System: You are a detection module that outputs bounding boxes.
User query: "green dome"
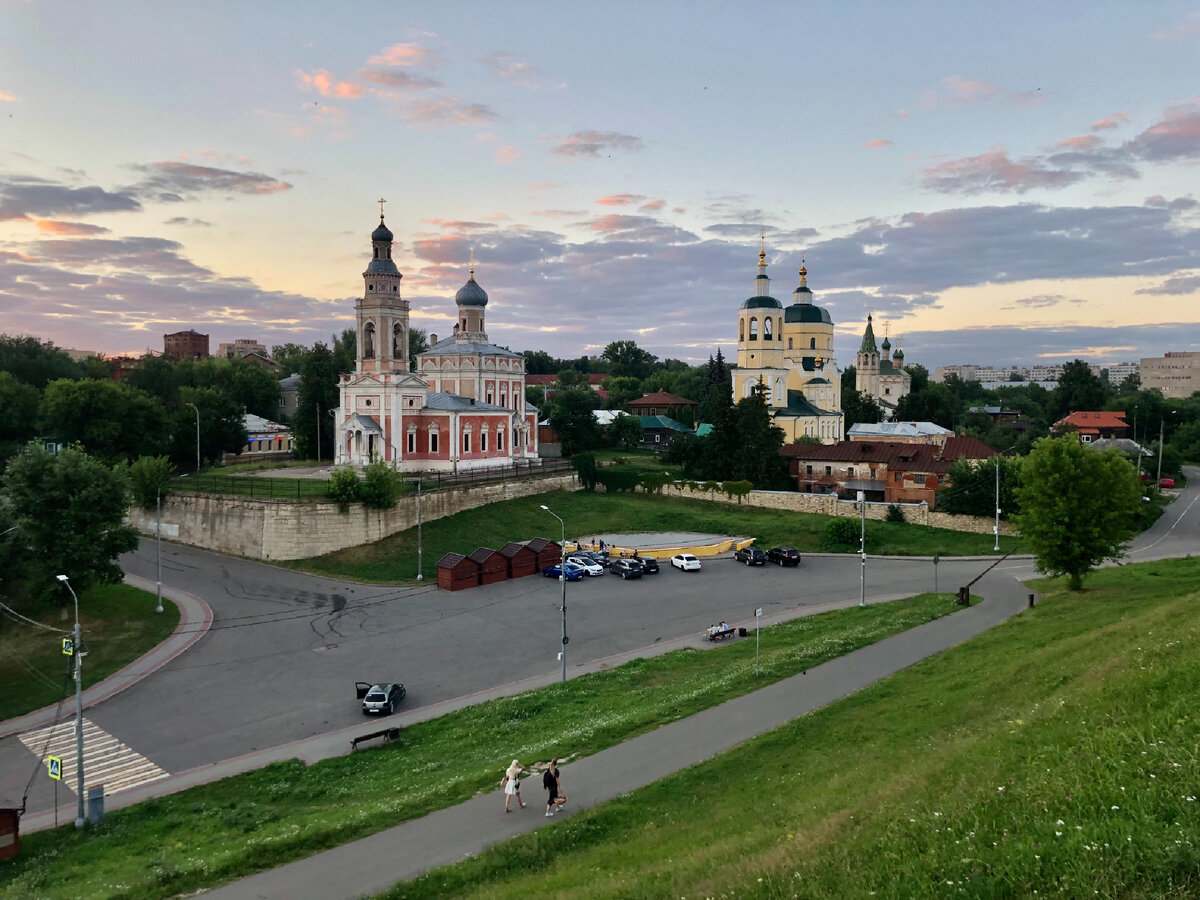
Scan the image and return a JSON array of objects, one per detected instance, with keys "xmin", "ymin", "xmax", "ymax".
[
  {"xmin": 740, "ymin": 295, "xmax": 783, "ymax": 310},
  {"xmin": 784, "ymin": 304, "xmax": 832, "ymax": 324}
]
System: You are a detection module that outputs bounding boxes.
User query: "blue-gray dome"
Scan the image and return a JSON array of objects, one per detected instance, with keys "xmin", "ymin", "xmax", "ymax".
[
  {"xmin": 740, "ymin": 295, "xmax": 783, "ymax": 310},
  {"xmin": 366, "ymin": 258, "xmax": 399, "ymax": 275},
  {"xmin": 784, "ymin": 304, "xmax": 833, "ymax": 324},
  {"xmin": 455, "ymin": 275, "xmax": 489, "ymax": 307},
  {"xmin": 371, "ymin": 217, "xmax": 393, "ymax": 242}
]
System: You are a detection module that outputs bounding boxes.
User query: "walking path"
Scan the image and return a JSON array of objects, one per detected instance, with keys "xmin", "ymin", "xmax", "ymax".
[{"xmin": 200, "ymin": 571, "xmax": 1036, "ymax": 900}]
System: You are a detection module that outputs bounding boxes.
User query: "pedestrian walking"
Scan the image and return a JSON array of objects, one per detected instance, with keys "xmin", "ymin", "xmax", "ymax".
[
  {"xmin": 503, "ymin": 759, "xmax": 527, "ymax": 812},
  {"xmin": 543, "ymin": 759, "xmax": 561, "ymax": 816}
]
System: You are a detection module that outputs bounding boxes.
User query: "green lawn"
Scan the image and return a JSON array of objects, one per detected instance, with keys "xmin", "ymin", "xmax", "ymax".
[
  {"xmin": 0, "ymin": 592, "xmax": 960, "ymax": 900},
  {"xmin": 284, "ymin": 489, "xmax": 1021, "ymax": 582},
  {"xmin": 0, "ymin": 584, "xmax": 179, "ymax": 722},
  {"xmin": 385, "ymin": 557, "xmax": 1200, "ymax": 900}
]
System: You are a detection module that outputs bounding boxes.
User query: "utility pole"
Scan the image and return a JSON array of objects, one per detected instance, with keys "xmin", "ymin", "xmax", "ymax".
[
  {"xmin": 56, "ymin": 575, "xmax": 85, "ymax": 829},
  {"xmin": 416, "ymin": 479, "xmax": 424, "ymax": 581},
  {"xmin": 315, "ymin": 402, "xmax": 321, "ymax": 462},
  {"xmin": 858, "ymin": 491, "xmax": 866, "ymax": 607},
  {"xmin": 1155, "ymin": 418, "xmax": 1164, "ymax": 492}
]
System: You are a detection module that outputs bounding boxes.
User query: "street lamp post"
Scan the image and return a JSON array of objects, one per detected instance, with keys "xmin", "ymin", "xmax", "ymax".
[
  {"xmin": 540, "ymin": 504, "xmax": 567, "ymax": 683},
  {"xmin": 858, "ymin": 490, "xmax": 866, "ymax": 607},
  {"xmin": 56, "ymin": 574, "xmax": 85, "ymax": 829},
  {"xmin": 184, "ymin": 402, "xmax": 200, "ymax": 472},
  {"xmin": 994, "ymin": 455, "xmax": 1002, "ymax": 552},
  {"xmin": 155, "ymin": 486, "xmax": 164, "ymax": 614},
  {"xmin": 416, "ymin": 479, "xmax": 424, "ymax": 581}
]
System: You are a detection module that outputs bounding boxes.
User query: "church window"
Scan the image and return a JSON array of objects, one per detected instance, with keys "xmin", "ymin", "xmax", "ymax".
[
  {"xmin": 407, "ymin": 430, "xmax": 416, "ymax": 453},
  {"xmin": 392, "ymin": 285, "xmax": 397, "ymax": 292},
  {"xmin": 739, "ymin": 320, "xmax": 745, "ymax": 342},
  {"xmin": 496, "ymin": 427, "xmax": 503, "ymax": 451},
  {"xmin": 373, "ymin": 247, "xmax": 379, "ymax": 259},
  {"xmin": 810, "ymin": 337, "xmax": 816, "ymax": 349},
  {"xmin": 363, "ymin": 322, "xmax": 376, "ymax": 358},
  {"xmin": 463, "ymin": 429, "xmax": 471, "ymax": 453},
  {"xmin": 763, "ymin": 318, "xmax": 772, "ymax": 341},
  {"xmin": 788, "ymin": 338, "xmax": 793, "ymax": 349},
  {"xmin": 773, "ymin": 377, "xmax": 783, "ymax": 405},
  {"xmin": 430, "ymin": 431, "xmax": 439, "ymax": 453},
  {"xmin": 481, "ymin": 431, "xmax": 488, "ymax": 452},
  {"xmin": 749, "ymin": 318, "xmax": 758, "ymax": 340},
  {"xmin": 500, "ymin": 392, "xmax": 506, "ymax": 407},
  {"xmin": 393, "ymin": 324, "xmax": 404, "ymax": 359},
  {"xmin": 408, "ymin": 398, "xmax": 415, "ymax": 407},
  {"xmin": 368, "ymin": 284, "xmax": 374, "ymax": 291},
  {"xmin": 486, "ymin": 390, "xmax": 493, "ymax": 405}
]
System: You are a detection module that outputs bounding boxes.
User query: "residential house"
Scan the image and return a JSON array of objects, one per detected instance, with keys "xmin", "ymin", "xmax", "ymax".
[{"xmin": 1052, "ymin": 411, "xmax": 1128, "ymax": 442}]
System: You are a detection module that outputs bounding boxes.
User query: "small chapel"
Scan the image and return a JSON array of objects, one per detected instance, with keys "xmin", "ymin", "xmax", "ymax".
[
  {"xmin": 730, "ymin": 240, "xmax": 844, "ymax": 443},
  {"xmin": 334, "ymin": 208, "xmax": 539, "ymax": 470},
  {"xmin": 854, "ymin": 315, "xmax": 912, "ymax": 417}
]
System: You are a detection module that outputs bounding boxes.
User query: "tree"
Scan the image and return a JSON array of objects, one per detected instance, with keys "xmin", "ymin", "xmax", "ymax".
[
  {"xmin": 123, "ymin": 353, "xmax": 180, "ymax": 409},
  {"xmin": 522, "ymin": 350, "xmax": 559, "ymax": 375},
  {"xmin": 610, "ymin": 413, "xmax": 644, "ymax": 450},
  {"xmin": 3, "ymin": 443, "xmax": 139, "ymax": 593},
  {"xmin": 547, "ymin": 388, "xmax": 602, "ymax": 456},
  {"xmin": 601, "ymin": 375, "xmax": 643, "ymax": 410},
  {"xmin": 701, "ymin": 382, "xmax": 738, "ymax": 479},
  {"xmin": 332, "ymin": 328, "xmax": 357, "ymax": 378},
  {"xmin": 171, "ymin": 386, "xmax": 247, "ymax": 469},
  {"xmin": 0, "ymin": 334, "xmax": 82, "ymax": 388},
  {"xmin": 893, "ymin": 381, "xmax": 960, "ymax": 429},
  {"xmin": 408, "ymin": 327, "xmax": 430, "ymax": 370},
  {"xmin": 729, "ymin": 386, "xmax": 788, "ymax": 488},
  {"xmin": 227, "ymin": 359, "xmax": 282, "ymax": 419},
  {"xmin": 271, "ymin": 342, "xmax": 309, "ymax": 378},
  {"xmin": 1052, "ymin": 359, "xmax": 1113, "ymax": 420},
  {"xmin": 0, "ymin": 371, "xmax": 40, "ymax": 466},
  {"xmin": 1015, "ymin": 436, "xmax": 1141, "ymax": 590},
  {"xmin": 840, "ymin": 365, "xmax": 856, "ymax": 396},
  {"xmin": 842, "ymin": 389, "xmax": 883, "ymax": 431},
  {"xmin": 127, "ymin": 455, "xmax": 176, "ymax": 509},
  {"xmin": 905, "ymin": 363, "xmax": 929, "ymax": 394},
  {"xmin": 292, "ymin": 344, "xmax": 338, "ymax": 460},
  {"xmin": 938, "ymin": 456, "xmax": 1022, "ymax": 518},
  {"xmin": 41, "ymin": 378, "xmax": 169, "ymax": 462},
  {"xmin": 601, "ymin": 340, "xmax": 659, "ymax": 380}
]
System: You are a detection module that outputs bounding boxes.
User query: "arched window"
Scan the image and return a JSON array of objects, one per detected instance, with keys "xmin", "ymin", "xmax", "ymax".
[
  {"xmin": 773, "ymin": 377, "xmax": 784, "ymax": 405},
  {"xmin": 430, "ymin": 428, "xmax": 439, "ymax": 454},
  {"xmin": 743, "ymin": 379, "xmax": 754, "ymax": 398},
  {"xmin": 739, "ymin": 319, "xmax": 745, "ymax": 342},
  {"xmin": 363, "ymin": 322, "xmax": 375, "ymax": 358},
  {"xmin": 788, "ymin": 338, "xmax": 793, "ymax": 349},
  {"xmin": 810, "ymin": 337, "xmax": 816, "ymax": 349},
  {"xmin": 393, "ymin": 324, "xmax": 404, "ymax": 360},
  {"xmin": 496, "ymin": 425, "xmax": 504, "ymax": 451},
  {"xmin": 373, "ymin": 247, "xmax": 379, "ymax": 259},
  {"xmin": 763, "ymin": 318, "xmax": 772, "ymax": 341},
  {"xmin": 749, "ymin": 318, "xmax": 758, "ymax": 340}
]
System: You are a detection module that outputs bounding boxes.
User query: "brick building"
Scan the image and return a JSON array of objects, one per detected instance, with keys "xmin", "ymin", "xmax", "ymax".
[{"xmin": 164, "ymin": 329, "xmax": 209, "ymax": 361}]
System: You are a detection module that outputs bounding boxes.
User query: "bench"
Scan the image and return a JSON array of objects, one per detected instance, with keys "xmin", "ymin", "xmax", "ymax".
[
  {"xmin": 351, "ymin": 726, "xmax": 401, "ymax": 750},
  {"xmin": 705, "ymin": 627, "xmax": 737, "ymax": 642}
]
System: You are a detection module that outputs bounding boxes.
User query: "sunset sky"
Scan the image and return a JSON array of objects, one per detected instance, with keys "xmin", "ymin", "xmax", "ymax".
[{"xmin": 2, "ymin": 1, "xmax": 1199, "ymax": 371}]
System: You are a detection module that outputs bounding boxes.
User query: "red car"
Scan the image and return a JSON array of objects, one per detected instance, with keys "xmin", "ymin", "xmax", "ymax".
[{"xmin": 1160, "ymin": 478, "xmax": 1176, "ymax": 489}]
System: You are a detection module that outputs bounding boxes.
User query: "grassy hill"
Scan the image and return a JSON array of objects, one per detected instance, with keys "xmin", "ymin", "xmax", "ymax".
[{"xmin": 387, "ymin": 557, "xmax": 1200, "ymax": 899}]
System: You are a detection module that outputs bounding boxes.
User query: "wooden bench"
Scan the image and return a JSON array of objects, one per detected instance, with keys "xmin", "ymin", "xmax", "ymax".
[
  {"xmin": 705, "ymin": 627, "xmax": 737, "ymax": 642},
  {"xmin": 351, "ymin": 726, "xmax": 401, "ymax": 750}
]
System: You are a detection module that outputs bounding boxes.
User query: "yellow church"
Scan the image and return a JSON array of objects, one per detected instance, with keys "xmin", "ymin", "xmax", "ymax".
[{"xmin": 731, "ymin": 241, "xmax": 844, "ymax": 443}]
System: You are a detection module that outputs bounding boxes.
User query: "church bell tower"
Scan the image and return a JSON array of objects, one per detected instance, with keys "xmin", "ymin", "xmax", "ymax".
[{"xmin": 357, "ymin": 199, "xmax": 409, "ymax": 375}]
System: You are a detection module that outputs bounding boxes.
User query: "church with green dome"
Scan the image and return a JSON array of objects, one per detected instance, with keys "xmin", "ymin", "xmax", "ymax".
[
  {"xmin": 855, "ymin": 315, "xmax": 912, "ymax": 416},
  {"xmin": 731, "ymin": 239, "xmax": 844, "ymax": 443}
]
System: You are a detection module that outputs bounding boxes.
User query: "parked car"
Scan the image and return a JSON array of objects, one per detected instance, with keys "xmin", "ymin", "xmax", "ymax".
[
  {"xmin": 611, "ymin": 558, "xmax": 644, "ymax": 579},
  {"xmin": 574, "ymin": 549, "xmax": 610, "ymax": 568},
  {"xmin": 766, "ymin": 546, "xmax": 802, "ymax": 567},
  {"xmin": 543, "ymin": 562, "xmax": 587, "ymax": 581},
  {"xmin": 358, "ymin": 681, "xmax": 406, "ymax": 716},
  {"xmin": 671, "ymin": 553, "xmax": 702, "ymax": 571},
  {"xmin": 566, "ymin": 555, "xmax": 605, "ymax": 576},
  {"xmin": 733, "ymin": 546, "xmax": 767, "ymax": 566},
  {"xmin": 638, "ymin": 556, "xmax": 660, "ymax": 574},
  {"xmin": 1160, "ymin": 478, "xmax": 1176, "ymax": 489}
]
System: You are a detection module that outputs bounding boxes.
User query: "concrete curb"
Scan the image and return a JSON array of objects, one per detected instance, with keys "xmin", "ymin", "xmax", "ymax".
[{"xmin": 0, "ymin": 576, "xmax": 213, "ymax": 741}]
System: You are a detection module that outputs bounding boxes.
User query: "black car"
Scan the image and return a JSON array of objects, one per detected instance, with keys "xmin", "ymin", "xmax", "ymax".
[
  {"xmin": 611, "ymin": 558, "xmax": 644, "ymax": 579},
  {"xmin": 637, "ymin": 556, "xmax": 660, "ymax": 574},
  {"xmin": 575, "ymin": 550, "xmax": 610, "ymax": 568},
  {"xmin": 733, "ymin": 546, "xmax": 767, "ymax": 566},
  {"xmin": 766, "ymin": 546, "xmax": 802, "ymax": 567}
]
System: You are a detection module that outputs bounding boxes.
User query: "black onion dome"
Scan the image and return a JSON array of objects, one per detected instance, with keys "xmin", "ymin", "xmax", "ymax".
[
  {"xmin": 784, "ymin": 304, "xmax": 833, "ymax": 324},
  {"xmin": 371, "ymin": 217, "xmax": 393, "ymax": 242},
  {"xmin": 455, "ymin": 275, "xmax": 489, "ymax": 307}
]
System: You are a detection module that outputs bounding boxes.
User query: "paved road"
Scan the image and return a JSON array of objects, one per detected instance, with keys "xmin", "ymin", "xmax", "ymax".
[{"xmin": 4, "ymin": 467, "xmax": 1196, "ymax": 827}]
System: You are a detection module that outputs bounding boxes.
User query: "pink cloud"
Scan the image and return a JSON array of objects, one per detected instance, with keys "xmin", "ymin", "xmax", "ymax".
[
  {"xmin": 1124, "ymin": 99, "xmax": 1200, "ymax": 161},
  {"xmin": 1091, "ymin": 112, "xmax": 1129, "ymax": 131},
  {"xmin": 1151, "ymin": 10, "xmax": 1200, "ymax": 39},
  {"xmin": 552, "ymin": 131, "xmax": 644, "ymax": 158},
  {"xmin": 0, "ymin": 91, "xmax": 16, "ymax": 103},
  {"xmin": 863, "ymin": 139, "xmax": 894, "ymax": 149},
  {"xmin": 358, "ymin": 68, "xmax": 441, "ymax": 90},
  {"xmin": 922, "ymin": 147, "xmax": 1081, "ymax": 194},
  {"xmin": 1053, "ymin": 134, "xmax": 1101, "ymax": 150},
  {"xmin": 405, "ymin": 98, "xmax": 499, "ymax": 127},
  {"xmin": 35, "ymin": 220, "xmax": 111, "ymax": 236},
  {"xmin": 296, "ymin": 69, "xmax": 364, "ymax": 99},
  {"xmin": 640, "ymin": 199, "xmax": 666, "ymax": 211},
  {"xmin": 495, "ymin": 145, "xmax": 521, "ymax": 164},
  {"xmin": 368, "ymin": 43, "xmax": 439, "ymax": 67},
  {"xmin": 596, "ymin": 193, "xmax": 645, "ymax": 206},
  {"xmin": 920, "ymin": 75, "xmax": 1005, "ymax": 109}
]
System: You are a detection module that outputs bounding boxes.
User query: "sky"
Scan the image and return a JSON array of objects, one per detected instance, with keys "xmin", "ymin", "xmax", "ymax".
[{"xmin": 2, "ymin": 1, "xmax": 1199, "ymax": 372}]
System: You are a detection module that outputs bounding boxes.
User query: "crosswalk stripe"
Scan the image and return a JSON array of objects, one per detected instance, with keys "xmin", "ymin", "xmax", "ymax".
[{"xmin": 19, "ymin": 717, "xmax": 169, "ymax": 796}]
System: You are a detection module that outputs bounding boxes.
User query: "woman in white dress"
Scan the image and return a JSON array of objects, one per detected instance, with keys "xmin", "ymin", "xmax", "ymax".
[{"xmin": 503, "ymin": 759, "xmax": 527, "ymax": 812}]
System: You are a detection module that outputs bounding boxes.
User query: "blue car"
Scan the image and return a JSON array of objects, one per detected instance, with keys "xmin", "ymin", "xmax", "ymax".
[{"xmin": 543, "ymin": 562, "xmax": 587, "ymax": 582}]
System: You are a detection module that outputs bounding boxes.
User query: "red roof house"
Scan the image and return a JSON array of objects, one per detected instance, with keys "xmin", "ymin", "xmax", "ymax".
[
  {"xmin": 1053, "ymin": 411, "xmax": 1128, "ymax": 442},
  {"xmin": 627, "ymin": 390, "xmax": 697, "ymax": 416}
]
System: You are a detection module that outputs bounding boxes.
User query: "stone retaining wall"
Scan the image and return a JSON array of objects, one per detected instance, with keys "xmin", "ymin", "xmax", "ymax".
[
  {"xmin": 658, "ymin": 484, "xmax": 1015, "ymax": 536},
  {"xmin": 130, "ymin": 472, "xmax": 579, "ymax": 561}
]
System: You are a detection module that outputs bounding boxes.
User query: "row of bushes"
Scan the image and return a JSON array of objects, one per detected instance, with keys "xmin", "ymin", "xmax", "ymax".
[{"xmin": 328, "ymin": 460, "xmax": 403, "ymax": 510}]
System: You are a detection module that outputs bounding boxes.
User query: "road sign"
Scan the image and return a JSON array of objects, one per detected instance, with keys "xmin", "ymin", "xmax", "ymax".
[
  {"xmin": 61, "ymin": 637, "xmax": 73, "ymax": 656},
  {"xmin": 754, "ymin": 607, "xmax": 762, "ymax": 617},
  {"xmin": 47, "ymin": 756, "xmax": 62, "ymax": 780}
]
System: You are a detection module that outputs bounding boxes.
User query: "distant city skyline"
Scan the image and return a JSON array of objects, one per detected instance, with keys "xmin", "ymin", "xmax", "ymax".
[{"xmin": 2, "ymin": 2, "xmax": 1198, "ymax": 370}]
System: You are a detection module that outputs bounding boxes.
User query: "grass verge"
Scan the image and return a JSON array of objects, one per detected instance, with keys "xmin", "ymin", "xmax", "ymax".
[
  {"xmin": 0, "ymin": 592, "xmax": 960, "ymax": 900},
  {"xmin": 0, "ymin": 583, "xmax": 179, "ymax": 723},
  {"xmin": 283, "ymin": 489, "xmax": 1020, "ymax": 583},
  {"xmin": 385, "ymin": 557, "xmax": 1200, "ymax": 900}
]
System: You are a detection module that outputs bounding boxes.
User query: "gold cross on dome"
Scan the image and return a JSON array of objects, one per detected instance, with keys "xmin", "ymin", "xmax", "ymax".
[{"xmin": 378, "ymin": 197, "xmax": 386, "ymax": 217}]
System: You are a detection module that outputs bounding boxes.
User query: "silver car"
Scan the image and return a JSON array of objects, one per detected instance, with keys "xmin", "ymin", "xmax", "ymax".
[{"xmin": 360, "ymin": 682, "xmax": 406, "ymax": 715}]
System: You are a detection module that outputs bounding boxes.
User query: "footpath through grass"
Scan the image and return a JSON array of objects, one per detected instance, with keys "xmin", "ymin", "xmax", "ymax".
[
  {"xmin": 387, "ymin": 557, "xmax": 1200, "ymax": 900},
  {"xmin": 0, "ymin": 583, "xmax": 178, "ymax": 723},
  {"xmin": 0, "ymin": 592, "xmax": 958, "ymax": 900},
  {"xmin": 286, "ymin": 489, "xmax": 1019, "ymax": 583}
]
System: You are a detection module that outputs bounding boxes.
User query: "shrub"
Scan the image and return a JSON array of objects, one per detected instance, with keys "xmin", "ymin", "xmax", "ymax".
[
  {"xmin": 722, "ymin": 480, "xmax": 753, "ymax": 503},
  {"xmin": 127, "ymin": 455, "xmax": 175, "ymax": 509},
  {"xmin": 638, "ymin": 470, "xmax": 671, "ymax": 494},
  {"xmin": 823, "ymin": 517, "xmax": 861, "ymax": 550},
  {"xmin": 572, "ymin": 452, "xmax": 598, "ymax": 491},
  {"xmin": 886, "ymin": 503, "xmax": 906, "ymax": 524},
  {"xmin": 597, "ymin": 467, "xmax": 641, "ymax": 493},
  {"xmin": 360, "ymin": 460, "xmax": 401, "ymax": 509},
  {"xmin": 327, "ymin": 467, "xmax": 361, "ymax": 510}
]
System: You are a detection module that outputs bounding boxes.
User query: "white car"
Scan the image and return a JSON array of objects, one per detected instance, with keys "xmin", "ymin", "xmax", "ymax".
[
  {"xmin": 671, "ymin": 553, "xmax": 702, "ymax": 572},
  {"xmin": 566, "ymin": 555, "xmax": 605, "ymax": 576}
]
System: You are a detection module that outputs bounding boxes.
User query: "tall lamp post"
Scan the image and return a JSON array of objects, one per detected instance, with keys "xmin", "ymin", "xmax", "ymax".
[
  {"xmin": 184, "ymin": 402, "xmax": 200, "ymax": 472},
  {"xmin": 56, "ymin": 574, "xmax": 85, "ymax": 829},
  {"xmin": 857, "ymin": 491, "xmax": 866, "ymax": 607},
  {"xmin": 994, "ymin": 444, "xmax": 1019, "ymax": 552},
  {"xmin": 540, "ymin": 504, "xmax": 568, "ymax": 683}
]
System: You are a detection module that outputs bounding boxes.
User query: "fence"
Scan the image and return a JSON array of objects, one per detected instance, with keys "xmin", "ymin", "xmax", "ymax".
[{"xmin": 172, "ymin": 457, "xmax": 574, "ymax": 502}]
